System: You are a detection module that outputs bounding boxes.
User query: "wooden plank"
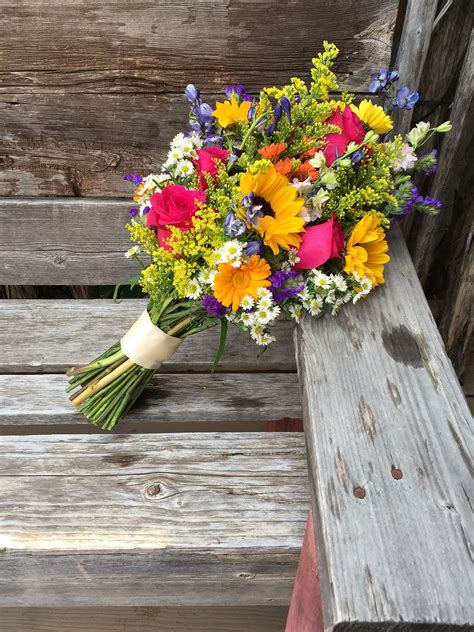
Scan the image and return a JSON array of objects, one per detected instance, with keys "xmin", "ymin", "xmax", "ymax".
[
  {"xmin": 0, "ymin": 606, "xmax": 289, "ymax": 632},
  {"xmin": 0, "ymin": 0, "xmax": 398, "ymax": 197},
  {"xmin": 0, "ymin": 198, "xmax": 134, "ymax": 284},
  {"xmin": 0, "ymin": 373, "xmax": 301, "ymax": 429},
  {"xmin": 393, "ymin": 0, "xmax": 437, "ymax": 135},
  {"xmin": 285, "ymin": 511, "xmax": 323, "ymax": 632},
  {"xmin": 295, "ymin": 228, "xmax": 473, "ymax": 629},
  {"xmin": 0, "ymin": 300, "xmax": 296, "ymax": 373},
  {"xmin": 0, "ymin": 432, "xmax": 307, "ymax": 606}
]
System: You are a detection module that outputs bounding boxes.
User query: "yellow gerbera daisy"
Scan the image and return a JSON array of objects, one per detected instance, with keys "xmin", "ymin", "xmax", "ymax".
[
  {"xmin": 344, "ymin": 215, "xmax": 390, "ymax": 286},
  {"xmin": 214, "ymin": 255, "xmax": 271, "ymax": 311},
  {"xmin": 239, "ymin": 165, "xmax": 305, "ymax": 255},
  {"xmin": 350, "ymin": 99, "xmax": 393, "ymax": 134},
  {"xmin": 213, "ymin": 97, "xmax": 252, "ymax": 128}
]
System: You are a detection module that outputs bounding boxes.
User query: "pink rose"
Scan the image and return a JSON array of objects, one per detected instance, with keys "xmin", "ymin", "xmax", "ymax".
[
  {"xmin": 147, "ymin": 184, "xmax": 206, "ymax": 250},
  {"xmin": 194, "ymin": 147, "xmax": 229, "ymax": 190},
  {"xmin": 323, "ymin": 106, "xmax": 365, "ymax": 166},
  {"xmin": 294, "ymin": 215, "xmax": 344, "ymax": 271}
]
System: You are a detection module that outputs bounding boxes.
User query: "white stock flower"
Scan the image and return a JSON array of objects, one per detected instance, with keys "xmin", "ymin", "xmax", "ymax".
[
  {"xmin": 309, "ymin": 151, "xmax": 326, "ymax": 169},
  {"xmin": 406, "ymin": 121, "xmax": 430, "ymax": 147}
]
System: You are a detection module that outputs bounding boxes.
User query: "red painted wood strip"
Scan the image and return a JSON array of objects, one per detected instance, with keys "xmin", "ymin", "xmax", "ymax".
[
  {"xmin": 265, "ymin": 418, "xmax": 304, "ymax": 432},
  {"xmin": 285, "ymin": 511, "xmax": 324, "ymax": 632}
]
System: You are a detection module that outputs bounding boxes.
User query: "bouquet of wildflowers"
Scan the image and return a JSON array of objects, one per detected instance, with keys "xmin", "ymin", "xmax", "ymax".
[{"xmin": 67, "ymin": 43, "xmax": 451, "ymax": 430}]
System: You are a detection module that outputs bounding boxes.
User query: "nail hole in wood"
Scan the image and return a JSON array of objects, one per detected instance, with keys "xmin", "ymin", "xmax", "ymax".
[
  {"xmin": 391, "ymin": 465, "xmax": 403, "ymax": 480},
  {"xmin": 353, "ymin": 486, "xmax": 366, "ymax": 499}
]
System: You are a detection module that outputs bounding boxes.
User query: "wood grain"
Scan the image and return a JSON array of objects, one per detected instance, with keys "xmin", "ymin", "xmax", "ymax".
[
  {"xmin": 295, "ymin": 228, "xmax": 473, "ymax": 629},
  {"xmin": 0, "ymin": 432, "xmax": 308, "ymax": 607},
  {"xmin": 0, "ymin": 373, "xmax": 301, "ymax": 429},
  {"xmin": 0, "ymin": 0, "xmax": 398, "ymax": 197},
  {"xmin": 0, "ymin": 299, "xmax": 296, "ymax": 373},
  {"xmin": 392, "ymin": 0, "xmax": 437, "ymax": 135},
  {"xmin": 0, "ymin": 606, "xmax": 289, "ymax": 632}
]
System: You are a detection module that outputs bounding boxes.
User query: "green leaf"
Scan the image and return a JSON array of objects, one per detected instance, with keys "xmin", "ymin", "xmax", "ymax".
[{"xmin": 211, "ymin": 318, "xmax": 228, "ymax": 374}]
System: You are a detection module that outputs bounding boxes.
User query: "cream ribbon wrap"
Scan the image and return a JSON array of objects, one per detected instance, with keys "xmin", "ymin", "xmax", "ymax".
[{"xmin": 120, "ymin": 309, "xmax": 183, "ymax": 370}]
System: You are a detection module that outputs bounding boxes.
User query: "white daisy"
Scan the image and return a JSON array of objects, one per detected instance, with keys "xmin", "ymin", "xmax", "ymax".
[
  {"xmin": 250, "ymin": 323, "xmax": 265, "ymax": 340},
  {"xmin": 331, "ymin": 274, "xmax": 348, "ymax": 292},
  {"xmin": 217, "ymin": 240, "xmax": 244, "ymax": 267},
  {"xmin": 124, "ymin": 245, "xmax": 140, "ymax": 259},
  {"xmin": 166, "ymin": 147, "xmax": 184, "ymax": 165},
  {"xmin": 170, "ymin": 132, "xmax": 186, "ymax": 147},
  {"xmin": 198, "ymin": 268, "xmax": 216, "ymax": 286},
  {"xmin": 184, "ymin": 278, "xmax": 202, "ymax": 300},
  {"xmin": 254, "ymin": 307, "xmax": 274, "ymax": 325},
  {"xmin": 312, "ymin": 271, "xmax": 331, "ymax": 290},
  {"xmin": 175, "ymin": 160, "xmax": 194, "ymax": 177},
  {"xmin": 256, "ymin": 332, "xmax": 276, "ymax": 346},
  {"xmin": 298, "ymin": 287, "xmax": 310, "ymax": 302},
  {"xmin": 240, "ymin": 295, "xmax": 255, "ymax": 311},
  {"xmin": 308, "ymin": 297, "xmax": 323, "ymax": 316},
  {"xmin": 288, "ymin": 304, "xmax": 302, "ymax": 323},
  {"xmin": 189, "ymin": 131, "xmax": 203, "ymax": 149},
  {"xmin": 325, "ymin": 290, "xmax": 336, "ymax": 304},
  {"xmin": 268, "ymin": 305, "xmax": 281, "ymax": 320},
  {"xmin": 240, "ymin": 311, "xmax": 255, "ymax": 327},
  {"xmin": 256, "ymin": 287, "xmax": 272, "ymax": 300},
  {"xmin": 257, "ymin": 294, "xmax": 273, "ymax": 309}
]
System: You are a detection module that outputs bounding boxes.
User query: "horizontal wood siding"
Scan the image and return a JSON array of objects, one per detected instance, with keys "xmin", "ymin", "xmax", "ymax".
[{"xmin": 0, "ymin": 0, "xmax": 398, "ymax": 197}]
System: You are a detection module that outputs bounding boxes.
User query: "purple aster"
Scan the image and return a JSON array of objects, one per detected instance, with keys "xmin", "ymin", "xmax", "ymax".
[
  {"xmin": 201, "ymin": 294, "xmax": 226, "ymax": 318},
  {"xmin": 141, "ymin": 206, "xmax": 150, "ymax": 215},
  {"xmin": 393, "ymin": 86, "xmax": 420, "ymax": 110},
  {"xmin": 129, "ymin": 207, "xmax": 138, "ymax": 217}
]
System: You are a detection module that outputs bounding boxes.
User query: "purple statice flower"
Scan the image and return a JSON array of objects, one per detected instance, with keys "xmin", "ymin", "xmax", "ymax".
[
  {"xmin": 273, "ymin": 285, "xmax": 305, "ymax": 303},
  {"xmin": 245, "ymin": 241, "xmax": 264, "ymax": 256},
  {"xmin": 224, "ymin": 84, "xmax": 253, "ymax": 102},
  {"xmin": 201, "ymin": 294, "xmax": 226, "ymax": 318},
  {"xmin": 129, "ymin": 207, "xmax": 138, "ymax": 217},
  {"xmin": 423, "ymin": 149, "xmax": 438, "ymax": 175},
  {"xmin": 269, "ymin": 270, "xmax": 303, "ymax": 303},
  {"xmin": 123, "ymin": 174, "xmax": 143, "ymax": 186},
  {"xmin": 224, "ymin": 212, "xmax": 246, "ymax": 237},
  {"xmin": 423, "ymin": 196, "xmax": 442, "ymax": 210},
  {"xmin": 393, "ymin": 86, "xmax": 420, "ymax": 110},
  {"xmin": 369, "ymin": 68, "xmax": 399, "ymax": 93},
  {"xmin": 269, "ymin": 270, "xmax": 298, "ymax": 289}
]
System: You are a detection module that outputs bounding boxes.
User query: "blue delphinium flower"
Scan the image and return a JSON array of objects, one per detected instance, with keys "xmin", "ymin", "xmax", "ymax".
[
  {"xmin": 223, "ymin": 212, "xmax": 246, "ymax": 237},
  {"xmin": 369, "ymin": 68, "xmax": 399, "ymax": 93},
  {"xmin": 393, "ymin": 86, "xmax": 420, "ymax": 110},
  {"xmin": 245, "ymin": 241, "xmax": 264, "ymax": 256},
  {"xmin": 224, "ymin": 84, "xmax": 253, "ymax": 102},
  {"xmin": 265, "ymin": 97, "xmax": 292, "ymax": 136},
  {"xmin": 184, "ymin": 84, "xmax": 216, "ymax": 138}
]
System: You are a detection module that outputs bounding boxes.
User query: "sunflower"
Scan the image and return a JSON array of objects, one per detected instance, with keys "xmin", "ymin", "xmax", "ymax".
[
  {"xmin": 350, "ymin": 99, "xmax": 393, "ymax": 134},
  {"xmin": 213, "ymin": 97, "xmax": 252, "ymax": 128},
  {"xmin": 214, "ymin": 255, "xmax": 271, "ymax": 311},
  {"xmin": 240, "ymin": 165, "xmax": 305, "ymax": 254},
  {"xmin": 344, "ymin": 215, "xmax": 390, "ymax": 286}
]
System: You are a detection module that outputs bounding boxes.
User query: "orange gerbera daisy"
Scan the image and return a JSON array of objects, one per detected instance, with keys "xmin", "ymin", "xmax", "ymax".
[
  {"xmin": 214, "ymin": 255, "xmax": 271, "ymax": 311},
  {"xmin": 258, "ymin": 143, "xmax": 287, "ymax": 162}
]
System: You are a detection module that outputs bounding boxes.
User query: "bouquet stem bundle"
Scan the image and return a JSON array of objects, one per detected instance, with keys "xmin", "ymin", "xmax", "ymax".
[{"xmin": 66, "ymin": 295, "xmax": 215, "ymax": 430}]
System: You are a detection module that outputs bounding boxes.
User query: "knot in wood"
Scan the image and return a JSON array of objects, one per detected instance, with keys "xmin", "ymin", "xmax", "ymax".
[{"xmin": 145, "ymin": 483, "xmax": 161, "ymax": 498}]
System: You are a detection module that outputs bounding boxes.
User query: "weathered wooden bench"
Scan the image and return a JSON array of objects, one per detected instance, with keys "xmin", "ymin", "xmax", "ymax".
[{"xmin": 1, "ymin": 1, "xmax": 473, "ymax": 631}]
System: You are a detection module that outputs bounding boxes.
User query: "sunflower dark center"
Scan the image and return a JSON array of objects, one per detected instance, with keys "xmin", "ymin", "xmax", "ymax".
[{"xmin": 253, "ymin": 196, "xmax": 274, "ymax": 217}]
